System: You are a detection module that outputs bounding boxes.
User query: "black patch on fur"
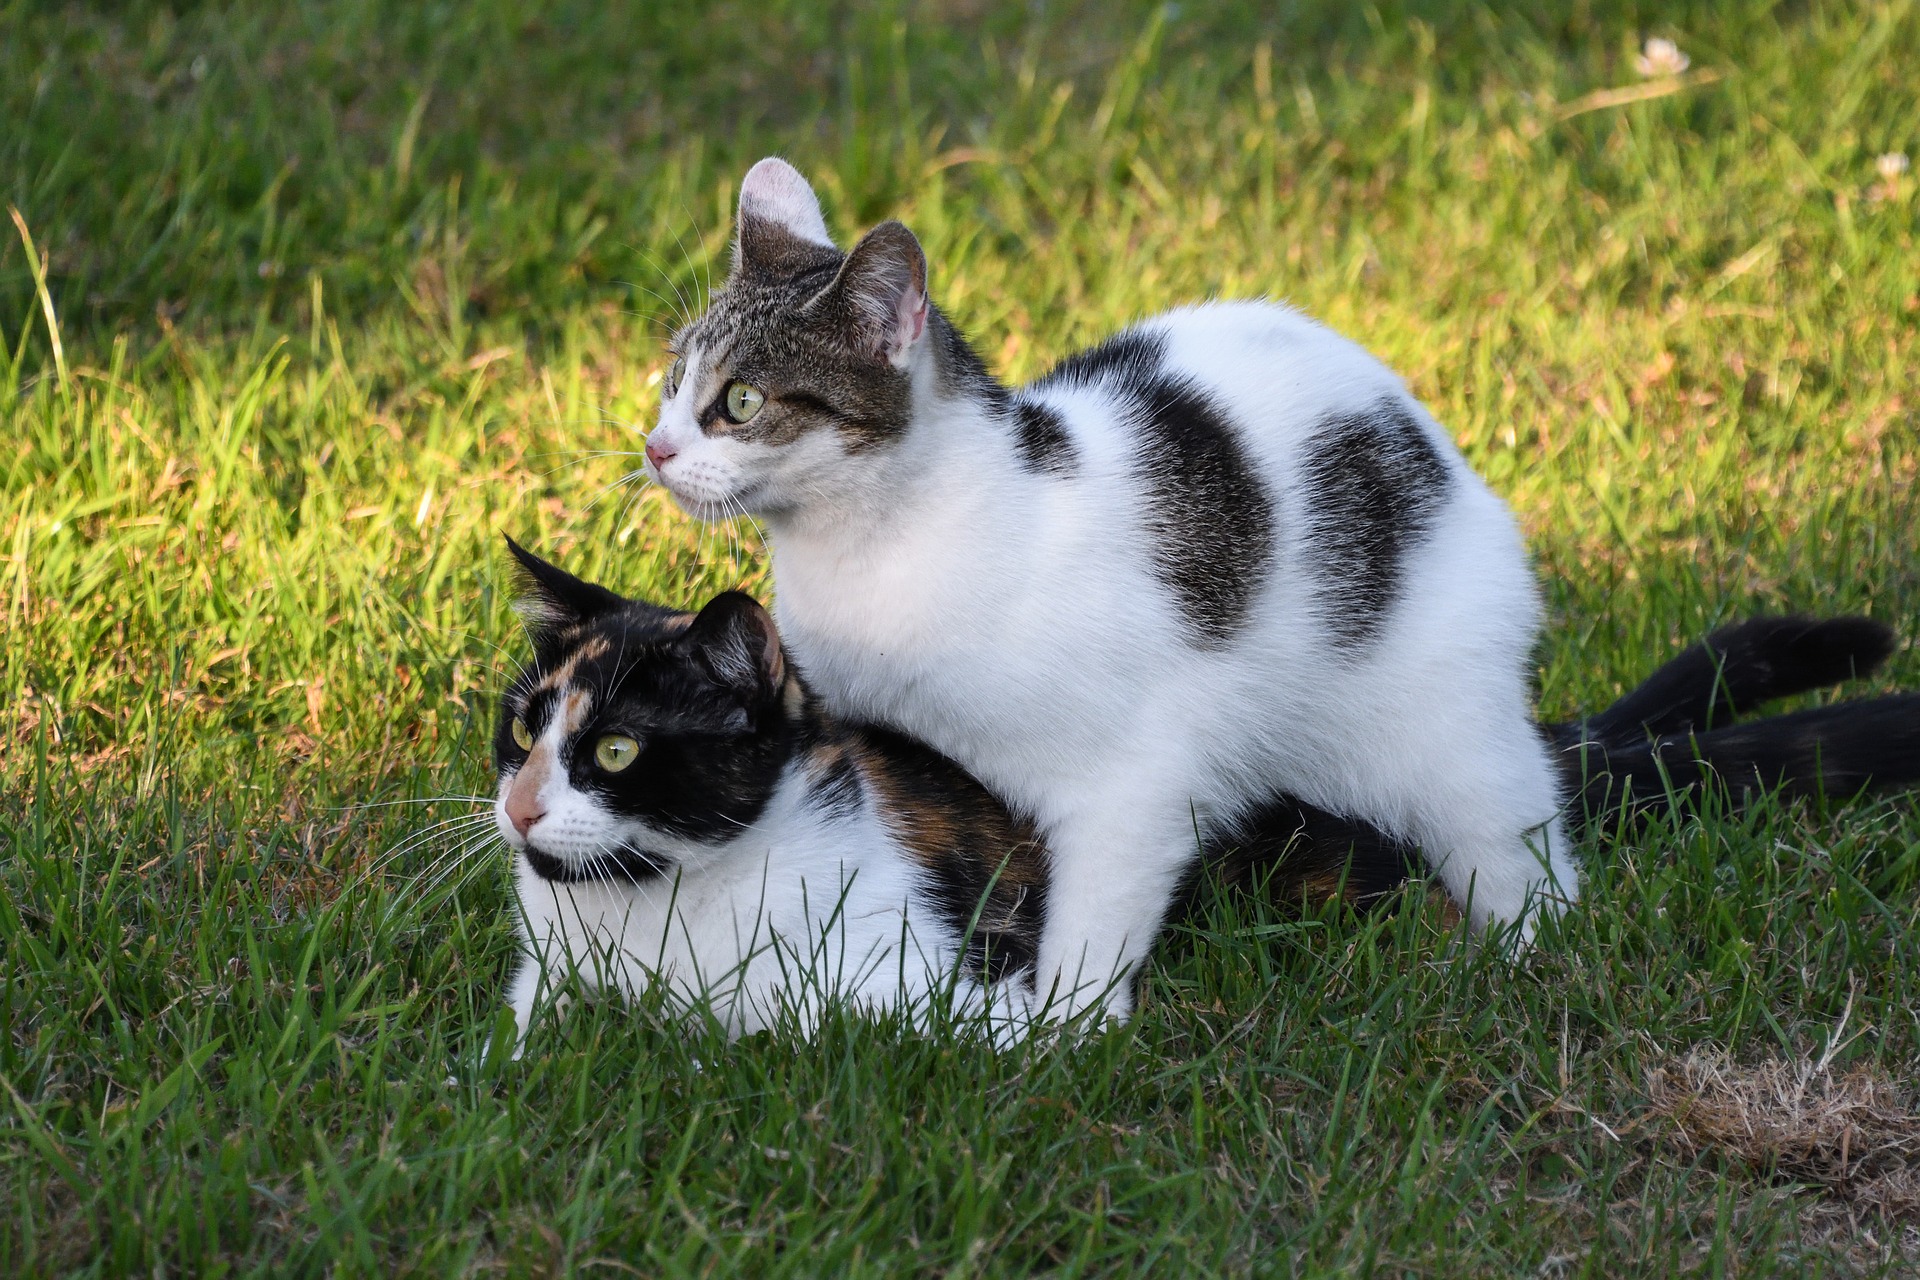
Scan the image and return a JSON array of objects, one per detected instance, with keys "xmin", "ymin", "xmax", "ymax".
[
  {"xmin": 1032, "ymin": 327, "xmax": 1275, "ymax": 646},
  {"xmin": 852, "ymin": 725, "xmax": 1049, "ymax": 987},
  {"xmin": 1181, "ymin": 794, "xmax": 1427, "ymax": 917},
  {"xmin": 803, "ymin": 743, "xmax": 865, "ymax": 821},
  {"xmin": 1032, "ymin": 328, "xmax": 1168, "ymax": 394},
  {"xmin": 1010, "ymin": 400, "xmax": 1076, "ymax": 477},
  {"xmin": 1131, "ymin": 378, "xmax": 1276, "ymax": 646},
  {"xmin": 1298, "ymin": 402, "xmax": 1451, "ymax": 647},
  {"xmin": 931, "ymin": 307, "xmax": 1008, "ymax": 410}
]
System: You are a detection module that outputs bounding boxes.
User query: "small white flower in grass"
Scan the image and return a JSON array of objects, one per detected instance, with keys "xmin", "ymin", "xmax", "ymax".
[
  {"xmin": 1877, "ymin": 152, "xmax": 1910, "ymax": 180},
  {"xmin": 1635, "ymin": 37, "xmax": 1690, "ymax": 78}
]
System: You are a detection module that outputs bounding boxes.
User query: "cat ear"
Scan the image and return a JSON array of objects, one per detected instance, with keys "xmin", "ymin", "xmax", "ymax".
[
  {"xmin": 806, "ymin": 220, "xmax": 928, "ymax": 368},
  {"xmin": 733, "ymin": 158, "xmax": 839, "ymax": 281},
  {"xmin": 504, "ymin": 537, "xmax": 627, "ymax": 636},
  {"xmin": 686, "ymin": 591, "xmax": 787, "ymax": 700}
]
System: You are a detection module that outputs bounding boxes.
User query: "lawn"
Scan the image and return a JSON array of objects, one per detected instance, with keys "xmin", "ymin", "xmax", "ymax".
[{"xmin": 3, "ymin": 0, "xmax": 1918, "ymax": 1274}]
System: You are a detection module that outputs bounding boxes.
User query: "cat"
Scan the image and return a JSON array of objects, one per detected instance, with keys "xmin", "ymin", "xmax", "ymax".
[
  {"xmin": 490, "ymin": 538, "xmax": 1919, "ymax": 1048},
  {"xmin": 637, "ymin": 158, "xmax": 1920, "ymax": 1019}
]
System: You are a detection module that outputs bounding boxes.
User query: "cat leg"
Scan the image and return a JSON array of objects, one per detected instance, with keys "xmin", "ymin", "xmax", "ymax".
[
  {"xmin": 1406, "ymin": 729, "xmax": 1577, "ymax": 942},
  {"xmin": 1031, "ymin": 792, "xmax": 1200, "ymax": 1024},
  {"xmin": 495, "ymin": 948, "xmax": 576, "ymax": 1060}
]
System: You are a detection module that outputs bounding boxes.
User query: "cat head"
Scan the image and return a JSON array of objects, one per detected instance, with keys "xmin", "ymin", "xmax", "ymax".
[
  {"xmin": 643, "ymin": 158, "xmax": 997, "ymax": 522},
  {"xmin": 493, "ymin": 537, "xmax": 802, "ymax": 883}
]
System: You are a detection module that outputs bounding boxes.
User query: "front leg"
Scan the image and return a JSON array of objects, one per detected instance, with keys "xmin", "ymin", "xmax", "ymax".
[
  {"xmin": 1032, "ymin": 796, "xmax": 1201, "ymax": 1024},
  {"xmin": 495, "ymin": 949, "xmax": 574, "ymax": 1060}
]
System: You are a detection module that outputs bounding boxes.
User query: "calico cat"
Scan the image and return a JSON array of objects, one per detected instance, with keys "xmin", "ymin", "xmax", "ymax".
[
  {"xmin": 638, "ymin": 157, "xmax": 1920, "ymax": 1020},
  {"xmin": 491, "ymin": 539, "xmax": 1919, "ymax": 1047}
]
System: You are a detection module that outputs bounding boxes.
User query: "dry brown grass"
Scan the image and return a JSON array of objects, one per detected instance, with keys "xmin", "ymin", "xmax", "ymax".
[{"xmin": 1645, "ymin": 1039, "xmax": 1920, "ymax": 1227}]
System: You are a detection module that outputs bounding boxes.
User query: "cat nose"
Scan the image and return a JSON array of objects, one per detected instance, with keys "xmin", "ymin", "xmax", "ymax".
[
  {"xmin": 645, "ymin": 436, "xmax": 678, "ymax": 470},
  {"xmin": 506, "ymin": 791, "xmax": 546, "ymax": 838}
]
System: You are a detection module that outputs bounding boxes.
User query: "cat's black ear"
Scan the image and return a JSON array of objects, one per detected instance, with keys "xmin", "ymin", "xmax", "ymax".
[
  {"xmin": 504, "ymin": 537, "xmax": 628, "ymax": 635},
  {"xmin": 805, "ymin": 220, "xmax": 928, "ymax": 368},
  {"xmin": 732, "ymin": 158, "xmax": 841, "ymax": 282},
  {"xmin": 686, "ymin": 592, "xmax": 786, "ymax": 703}
]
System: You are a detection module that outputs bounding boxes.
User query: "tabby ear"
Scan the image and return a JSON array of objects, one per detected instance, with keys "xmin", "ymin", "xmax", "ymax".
[
  {"xmin": 806, "ymin": 220, "xmax": 928, "ymax": 368},
  {"xmin": 504, "ymin": 537, "xmax": 627, "ymax": 637},
  {"xmin": 686, "ymin": 591, "xmax": 787, "ymax": 702},
  {"xmin": 733, "ymin": 158, "xmax": 839, "ymax": 281}
]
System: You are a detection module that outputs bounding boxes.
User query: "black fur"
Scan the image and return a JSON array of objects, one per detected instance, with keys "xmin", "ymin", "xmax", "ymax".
[
  {"xmin": 802, "ymin": 745, "xmax": 865, "ymax": 821},
  {"xmin": 1131, "ymin": 378, "xmax": 1276, "ymax": 646},
  {"xmin": 1572, "ymin": 615, "xmax": 1897, "ymax": 742},
  {"xmin": 1031, "ymin": 328, "xmax": 1168, "ymax": 394},
  {"xmin": 1567, "ymin": 693, "xmax": 1920, "ymax": 827},
  {"xmin": 1009, "ymin": 400, "xmax": 1077, "ymax": 477},
  {"xmin": 1035, "ymin": 327, "xmax": 1275, "ymax": 647},
  {"xmin": 1298, "ymin": 402, "xmax": 1452, "ymax": 647}
]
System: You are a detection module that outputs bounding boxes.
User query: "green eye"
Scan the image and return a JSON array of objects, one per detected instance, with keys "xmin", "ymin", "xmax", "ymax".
[
  {"xmin": 664, "ymin": 355, "xmax": 685, "ymax": 397},
  {"xmin": 594, "ymin": 734, "xmax": 640, "ymax": 773},
  {"xmin": 510, "ymin": 716, "xmax": 534, "ymax": 751},
  {"xmin": 723, "ymin": 381, "xmax": 765, "ymax": 423}
]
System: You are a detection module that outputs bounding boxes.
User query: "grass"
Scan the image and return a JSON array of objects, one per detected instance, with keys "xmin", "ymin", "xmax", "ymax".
[{"xmin": 2, "ymin": 0, "xmax": 1918, "ymax": 1272}]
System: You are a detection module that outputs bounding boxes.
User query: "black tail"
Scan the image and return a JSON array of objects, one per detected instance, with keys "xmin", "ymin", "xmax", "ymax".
[
  {"xmin": 1188, "ymin": 616, "xmax": 1911, "ymax": 918},
  {"xmin": 1548, "ymin": 615, "xmax": 1896, "ymax": 746},
  {"xmin": 1565, "ymin": 693, "xmax": 1920, "ymax": 828}
]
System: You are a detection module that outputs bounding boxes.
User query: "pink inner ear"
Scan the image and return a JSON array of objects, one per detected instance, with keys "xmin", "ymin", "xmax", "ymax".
[
  {"xmin": 867, "ymin": 278, "xmax": 927, "ymax": 363},
  {"xmin": 899, "ymin": 287, "xmax": 928, "ymax": 348}
]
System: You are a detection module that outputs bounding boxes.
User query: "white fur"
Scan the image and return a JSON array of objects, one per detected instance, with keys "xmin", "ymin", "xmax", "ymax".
[
  {"xmin": 492, "ymin": 715, "xmax": 1032, "ymax": 1050},
  {"xmin": 646, "ymin": 174, "xmax": 1577, "ymax": 1022}
]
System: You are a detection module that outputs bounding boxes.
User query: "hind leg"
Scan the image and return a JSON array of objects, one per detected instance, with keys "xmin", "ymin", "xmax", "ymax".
[{"xmin": 1407, "ymin": 726, "xmax": 1576, "ymax": 940}]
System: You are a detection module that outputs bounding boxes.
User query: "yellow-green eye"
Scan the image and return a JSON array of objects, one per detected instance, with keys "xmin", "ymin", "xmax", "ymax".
[
  {"xmin": 665, "ymin": 355, "xmax": 685, "ymax": 397},
  {"xmin": 510, "ymin": 716, "xmax": 534, "ymax": 751},
  {"xmin": 594, "ymin": 734, "xmax": 640, "ymax": 773},
  {"xmin": 723, "ymin": 381, "xmax": 765, "ymax": 423}
]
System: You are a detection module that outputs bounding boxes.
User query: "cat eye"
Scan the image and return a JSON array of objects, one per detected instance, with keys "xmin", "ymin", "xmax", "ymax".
[
  {"xmin": 594, "ymin": 734, "xmax": 640, "ymax": 773},
  {"xmin": 723, "ymin": 381, "xmax": 765, "ymax": 423},
  {"xmin": 510, "ymin": 716, "xmax": 534, "ymax": 751},
  {"xmin": 664, "ymin": 355, "xmax": 685, "ymax": 397}
]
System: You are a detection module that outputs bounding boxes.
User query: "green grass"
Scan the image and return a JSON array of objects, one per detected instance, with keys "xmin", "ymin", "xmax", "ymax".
[{"xmin": 4, "ymin": 0, "xmax": 1919, "ymax": 1273}]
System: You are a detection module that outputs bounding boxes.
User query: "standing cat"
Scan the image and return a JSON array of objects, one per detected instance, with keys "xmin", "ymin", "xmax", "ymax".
[
  {"xmin": 490, "ymin": 540, "xmax": 1918, "ymax": 1046},
  {"xmin": 641, "ymin": 158, "xmax": 1673, "ymax": 1017}
]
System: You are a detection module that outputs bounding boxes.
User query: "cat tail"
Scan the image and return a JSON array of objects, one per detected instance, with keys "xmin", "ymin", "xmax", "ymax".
[
  {"xmin": 1561, "ymin": 693, "xmax": 1920, "ymax": 831},
  {"xmin": 1545, "ymin": 615, "xmax": 1896, "ymax": 747}
]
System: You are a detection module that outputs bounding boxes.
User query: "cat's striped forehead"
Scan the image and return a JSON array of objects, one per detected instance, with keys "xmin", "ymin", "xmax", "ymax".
[{"xmin": 512, "ymin": 611, "xmax": 695, "ymax": 719}]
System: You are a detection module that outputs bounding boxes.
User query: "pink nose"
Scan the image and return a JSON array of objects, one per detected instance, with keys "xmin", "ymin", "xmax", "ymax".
[
  {"xmin": 506, "ymin": 792, "xmax": 546, "ymax": 838},
  {"xmin": 645, "ymin": 436, "xmax": 678, "ymax": 471}
]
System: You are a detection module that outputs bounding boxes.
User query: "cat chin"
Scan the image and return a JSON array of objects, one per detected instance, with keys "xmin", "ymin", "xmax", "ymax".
[
  {"xmin": 664, "ymin": 481, "xmax": 784, "ymax": 524},
  {"xmin": 667, "ymin": 490, "xmax": 748, "ymax": 523},
  {"xmin": 520, "ymin": 843, "xmax": 675, "ymax": 885}
]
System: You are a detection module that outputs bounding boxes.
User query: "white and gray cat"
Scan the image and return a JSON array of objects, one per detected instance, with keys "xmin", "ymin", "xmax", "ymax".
[
  {"xmin": 639, "ymin": 158, "xmax": 1918, "ymax": 1018},
  {"xmin": 489, "ymin": 538, "xmax": 1917, "ymax": 1047}
]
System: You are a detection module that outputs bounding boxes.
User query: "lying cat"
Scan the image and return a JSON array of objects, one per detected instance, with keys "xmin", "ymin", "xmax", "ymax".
[
  {"xmin": 644, "ymin": 157, "xmax": 1909, "ymax": 1018},
  {"xmin": 490, "ymin": 539, "xmax": 1919, "ymax": 1047}
]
